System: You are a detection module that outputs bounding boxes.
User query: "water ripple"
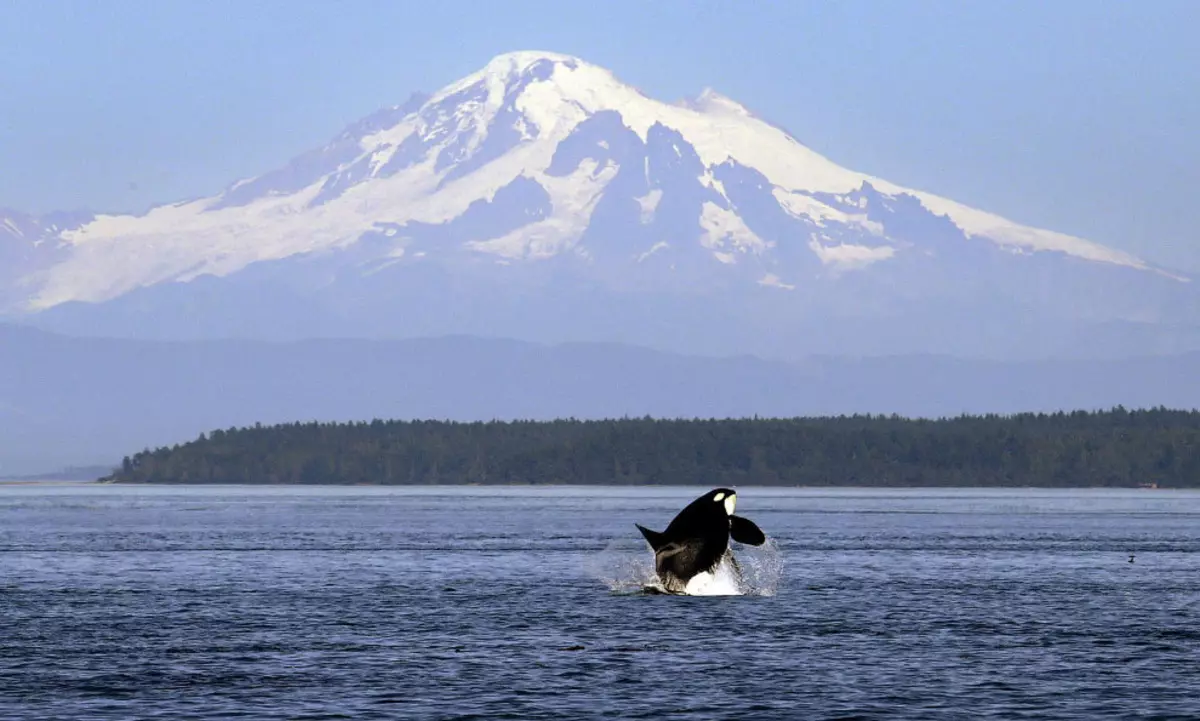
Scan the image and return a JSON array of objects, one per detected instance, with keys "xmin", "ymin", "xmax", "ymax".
[{"xmin": 1, "ymin": 485, "xmax": 1199, "ymax": 720}]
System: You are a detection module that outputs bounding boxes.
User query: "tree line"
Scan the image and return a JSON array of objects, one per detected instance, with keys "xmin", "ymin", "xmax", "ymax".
[{"xmin": 99, "ymin": 407, "xmax": 1200, "ymax": 487}]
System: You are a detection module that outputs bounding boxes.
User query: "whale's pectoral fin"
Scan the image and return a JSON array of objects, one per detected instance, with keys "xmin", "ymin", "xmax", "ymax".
[
  {"xmin": 636, "ymin": 524, "xmax": 668, "ymax": 551},
  {"xmin": 729, "ymin": 515, "xmax": 766, "ymax": 546}
]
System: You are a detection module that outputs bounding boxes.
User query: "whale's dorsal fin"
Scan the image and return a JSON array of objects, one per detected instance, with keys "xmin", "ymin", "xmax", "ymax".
[
  {"xmin": 730, "ymin": 515, "xmax": 766, "ymax": 546},
  {"xmin": 635, "ymin": 524, "xmax": 668, "ymax": 551}
]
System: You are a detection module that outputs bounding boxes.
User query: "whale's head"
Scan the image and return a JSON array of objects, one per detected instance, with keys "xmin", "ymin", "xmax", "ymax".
[{"xmin": 708, "ymin": 488, "xmax": 737, "ymax": 517}]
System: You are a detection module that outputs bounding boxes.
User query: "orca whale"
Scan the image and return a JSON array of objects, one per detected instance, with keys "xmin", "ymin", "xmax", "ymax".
[{"xmin": 635, "ymin": 488, "xmax": 766, "ymax": 594}]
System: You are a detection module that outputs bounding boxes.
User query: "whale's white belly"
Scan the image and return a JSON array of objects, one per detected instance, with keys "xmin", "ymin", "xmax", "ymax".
[{"xmin": 681, "ymin": 557, "xmax": 743, "ymax": 596}]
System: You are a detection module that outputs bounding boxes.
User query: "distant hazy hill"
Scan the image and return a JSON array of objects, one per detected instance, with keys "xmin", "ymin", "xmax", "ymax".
[
  {"xmin": 0, "ymin": 465, "xmax": 114, "ymax": 482},
  {"xmin": 3, "ymin": 324, "xmax": 1199, "ymax": 476}
]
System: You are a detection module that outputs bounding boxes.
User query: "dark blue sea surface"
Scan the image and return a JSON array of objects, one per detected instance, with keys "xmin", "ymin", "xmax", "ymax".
[{"xmin": 2, "ymin": 485, "xmax": 1199, "ymax": 720}]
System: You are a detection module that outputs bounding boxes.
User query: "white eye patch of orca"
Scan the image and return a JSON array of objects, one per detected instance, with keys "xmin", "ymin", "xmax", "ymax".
[{"xmin": 713, "ymin": 492, "xmax": 725, "ymax": 502}]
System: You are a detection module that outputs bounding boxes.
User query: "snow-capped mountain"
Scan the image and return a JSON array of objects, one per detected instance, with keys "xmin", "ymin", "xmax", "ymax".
[{"xmin": 3, "ymin": 51, "xmax": 1197, "ymax": 359}]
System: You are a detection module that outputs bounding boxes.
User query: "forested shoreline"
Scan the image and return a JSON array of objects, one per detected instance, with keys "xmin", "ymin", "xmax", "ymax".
[{"xmin": 99, "ymin": 408, "xmax": 1200, "ymax": 487}]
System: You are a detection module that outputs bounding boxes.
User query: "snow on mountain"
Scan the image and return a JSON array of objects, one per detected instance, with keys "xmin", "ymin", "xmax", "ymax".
[
  {"xmin": 0, "ymin": 208, "xmax": 92, "ymax": 308},
  {"xmin": 4, "ymin": 51, "xmax": 1196, "ymax": 359}
]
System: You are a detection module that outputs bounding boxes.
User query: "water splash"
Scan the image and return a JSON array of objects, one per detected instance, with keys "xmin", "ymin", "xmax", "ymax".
[
  {"xmin": 734, "ymin": 537, "xmax": 784, "ymax": 597},
  {"xmin": 588, "ymin": 536, "xmax": 783, "ymax": 597},
  {"xmin": 587, "ymin": 537, "xmax": 660, "ymax": 594}
]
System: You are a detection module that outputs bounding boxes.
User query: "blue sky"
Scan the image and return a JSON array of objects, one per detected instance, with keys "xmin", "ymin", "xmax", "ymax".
[{"xmin": 1, "ymin": 0, "xmax": 1197, "ymax": 272}]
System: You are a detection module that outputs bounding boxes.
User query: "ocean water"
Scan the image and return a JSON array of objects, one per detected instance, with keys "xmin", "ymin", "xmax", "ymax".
[{"xmin": 2, "ymin": 485, "xmax": 1199, "ymax": 720}]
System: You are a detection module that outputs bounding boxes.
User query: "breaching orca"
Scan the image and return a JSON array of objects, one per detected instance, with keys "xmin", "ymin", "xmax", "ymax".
[{"xmin": 635, "ymin": 488, "xmax": 766, "ymax": 594}]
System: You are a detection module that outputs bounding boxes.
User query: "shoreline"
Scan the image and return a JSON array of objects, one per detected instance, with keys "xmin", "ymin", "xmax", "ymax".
[{"xmin": 2, "ymin": 480, "xmax": 1191, "ymax": 492}]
